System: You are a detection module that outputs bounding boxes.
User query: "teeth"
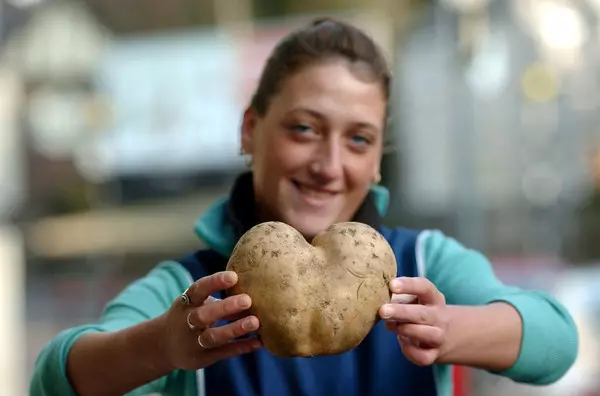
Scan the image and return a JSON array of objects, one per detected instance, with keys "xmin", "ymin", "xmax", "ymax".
[{"xmin": 298, "ymin": 184, "xmax": 330, "ymax": 199}]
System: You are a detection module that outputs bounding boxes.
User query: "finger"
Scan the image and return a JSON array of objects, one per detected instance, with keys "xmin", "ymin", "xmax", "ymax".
[
  {"xmin": 222, "ymin": 310, "xmax": 252, "ymax": 323},
  {"xmin": 184, "ymin": 272, "xmax": 238, "ymax": 307},
  {"xmin": 204, "ymin": 296, "xmax": 221, "ymax": 304},
  {"xmin": 385, "ymin": 320, "xmax": 444, "ymax": 348},
  {"xmin": 205, "ymin": 296, "xmax": 251, "ymax": 324},
  {"xmin": 203, "ymin": 338, "xmax": 263, "ymax": 362},
  {"xmin": 198, "ymin": 315, "xmax": 260, "ymax": 349},
  {"xmin": 385, "ymin": 320, "xmax": 399, "ymax": 332},
  {"xmin": 379, "ymin": 303, "xmax": 435, "ymax": 324},
  {"xmin": 189, "ymin": 294, "xmax": 252, "ymax": 328},
  {"xmin": 389, "ymin": 277, "xmax": 445, "ymax": 305},
  {"xmin": 398, "ymin": 339, "xmax": 439, "ymax": 366},
  {"xmin": 396, "ymin": 323, "xmax": 444, "ymax": 348},
  {"xmin": 390, "ymin": 293, "xmax": 418, "ymax": 304}
]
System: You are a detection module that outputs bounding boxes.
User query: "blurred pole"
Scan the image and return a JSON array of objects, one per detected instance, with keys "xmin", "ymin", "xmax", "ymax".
[
  {"xmin": 213, "ymin": 0, "xmax": 253, "ymax": 157},
  {"xmin": 434, "ymin": 3, "xmax": 485, "ymax": 250},
  {"xmin": 0, "ymin": 226, "xmax": 26, "ymax": 396},
  {"xmin": 0, "ymin": 18, "xmax": 27, "ymax": 394}
]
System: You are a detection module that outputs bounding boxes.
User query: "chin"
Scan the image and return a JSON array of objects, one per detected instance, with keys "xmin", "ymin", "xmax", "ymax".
[{"xmin": 283, "ymin": 214, "xmax": 337, "ymax": 241}]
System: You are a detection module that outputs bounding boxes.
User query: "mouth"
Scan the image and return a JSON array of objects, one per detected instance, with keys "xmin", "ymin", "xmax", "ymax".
[{"xmin": 291, "ymin": 179, "xmax": 339, "ymax": 206}]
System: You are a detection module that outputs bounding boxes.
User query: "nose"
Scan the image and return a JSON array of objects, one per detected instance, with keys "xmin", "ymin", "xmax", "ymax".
[{"xmin": 307, "ymin": 137, "xmax": 343, "ymax": 183}]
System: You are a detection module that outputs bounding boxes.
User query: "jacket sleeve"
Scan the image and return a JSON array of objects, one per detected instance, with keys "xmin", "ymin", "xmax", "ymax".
[
  {"xmin": 421, "ymin": 230, "xmax": 578, "ymax": 385},
  {"xmin": 29, "ymin": 261, "xmax": 193, "ymax": 396}
]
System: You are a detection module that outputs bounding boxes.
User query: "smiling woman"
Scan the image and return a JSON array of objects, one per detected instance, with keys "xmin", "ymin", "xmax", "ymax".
[
  {"xmin": 30, "ymin": 17, "xmax": 578, "ymax": 396},
  {"xmin": 241, "ymin": 18, "xmax": 390, "ymax": 239},
  {"xmin": 242, "ymin": 62, "xmax": 386, "ymax": 237}
]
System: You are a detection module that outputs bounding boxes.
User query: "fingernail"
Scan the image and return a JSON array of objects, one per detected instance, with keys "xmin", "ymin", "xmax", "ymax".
[
  {"xmin": 238, "ymin": 295, "xmax": 251, "ymax": 308},
  {"xmin": 390, "ymin": 279, "xmax": 403, "ymax": 291},
  {"xmin": 381, "ymin": 305, "xmax": 392, "ymax": 318},
  {"xmin": 224, "ymin": 272, "xmax": 237, "ymax": 283},
  {"xmin": 251, "ymin": 339, "xmax": 262, "ymax": 349},
  {"xmin": 242, "ymin": 318, "xmax": 257, "ymax": 331}
]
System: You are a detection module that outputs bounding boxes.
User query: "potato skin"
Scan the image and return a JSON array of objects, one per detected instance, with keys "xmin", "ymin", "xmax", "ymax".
[{"xmin": 226, "ymin": 221, "xmax": 397, "ymax": 358}]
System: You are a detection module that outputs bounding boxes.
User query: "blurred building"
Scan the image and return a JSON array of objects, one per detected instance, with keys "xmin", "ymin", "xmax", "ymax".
[
  {"xmin": 1, "ymin": 0, "xmax": 599, "ymax": 395},
  {"xmin": 0, "ymin": 0, "xmax": 412, "ymax": 387},
  {"xmin": 390, "ymin": 0, "xmax": 600, "ymax": 261}
]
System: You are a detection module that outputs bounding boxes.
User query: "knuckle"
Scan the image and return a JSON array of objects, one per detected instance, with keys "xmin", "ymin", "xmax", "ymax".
[
  {"xmin": 222, "ymin": 299, "xmax": 238, "ymax": 317},
  {"xmin": 214, "ymin": 300, "xmax": 229, "ymax": 318},
  {"xmin": 394, "ymin": 305, "xmax": 406, "ymax": 317},
  {"xmin": 234, "ymin": 320, "xmax": 250, "ymax": 337},
  {"xmin": 426, "ymin": 327, "xmax": 441, "ymax": 345},
  {"xmin": 203, "ymin": 329, "xmax": 218, "ymax": 346},
  {"xmin": 196, "ymin": 307, "xmax": 210, "ymax": 326},
  {"xmin": 433, "ymin": 329, "xmax": 445, "ymax": 346},
  {"xmin": 213, "ymin": 324, "xmax": 237, "ymax": 345},
  {"xmin": 438, "ymin": 291, "xmax": 446, "ymax": 304},
  {"xmin": 426, "ymin": 282, "xmax": 437, "ymax": 295},
  {"xmin": 230, "ymin": 324, "xmax": 245, "ymax": 339}
]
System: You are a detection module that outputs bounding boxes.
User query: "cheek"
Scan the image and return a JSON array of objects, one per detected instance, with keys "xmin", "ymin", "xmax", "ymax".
[
  {"xmin": 346, "ymin": 158, "xmax": 378, "ymax": 188},
  {"xmin": 257, "ymin": 136, "xmax": 312, "ymax": 172}
]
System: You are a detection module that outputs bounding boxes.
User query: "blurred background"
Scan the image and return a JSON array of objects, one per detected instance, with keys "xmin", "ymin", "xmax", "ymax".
[{"xmin": 0, "ymin": 0, "xmax": 599, "ymax": 394}]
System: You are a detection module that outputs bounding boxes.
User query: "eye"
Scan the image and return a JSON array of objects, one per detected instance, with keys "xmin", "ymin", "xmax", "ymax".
[
  {"xmin": 289, "ymin": 124, "xmax": 313, "ymax": 134},
  {"xmin": 350, "ymin": 134, "xmax": 371, "ymax": 146}
]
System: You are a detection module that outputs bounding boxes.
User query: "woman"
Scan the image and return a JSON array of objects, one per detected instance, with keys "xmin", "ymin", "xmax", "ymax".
[{"xmin": 31, "ymin": 18, "xmax": 578, "ymax": 396}]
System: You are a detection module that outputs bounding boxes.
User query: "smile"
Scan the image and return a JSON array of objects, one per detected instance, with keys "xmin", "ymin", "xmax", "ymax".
[{"xmin": 291, "ymin": 180, "xmax": 339, "ymax": 206}]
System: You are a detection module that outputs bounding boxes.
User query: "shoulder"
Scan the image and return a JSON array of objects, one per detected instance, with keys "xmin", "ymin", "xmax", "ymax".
[
  {"xmin": 379, "ymin": 225, "xmax": 422, "ymax": 242},
  {"xmin": 380, "ymin": 227, "xmax": 474, "ymax": 263},
  {"xmin": 103, "ymin": 260, "xmax": 195, "ymax": 313},
  {"xmin": 378, "ymin": 226, "xmax": 430, "ymax": 278},
  {"xmin": 379, "ymin": 225, "xmax": 432, "ymax": 247},
  {"xmin": 379, "ymin": 227, "xmax": 479, "ymax": 279}
]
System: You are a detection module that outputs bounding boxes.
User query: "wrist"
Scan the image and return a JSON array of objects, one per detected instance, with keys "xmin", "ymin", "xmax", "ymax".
[
  {"xmin": 435, "ymin": 305, "xmax": 461, "ymax": 365},
  {"xmin": 115, "ymin": 313, "xmax": 176, "ymax": 375},
  {"xmin": 149, "ymin": 313, "xmax": 177, "ymax": 373},
  {"xmin": 435, "ymin": 304, "xmax": 522, "ymax": 370}
]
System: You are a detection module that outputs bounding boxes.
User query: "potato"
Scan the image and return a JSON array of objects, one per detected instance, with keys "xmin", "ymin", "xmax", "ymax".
[{"xmin": 225, "ymin": 221, "xmax": 397, "ymax": 358}]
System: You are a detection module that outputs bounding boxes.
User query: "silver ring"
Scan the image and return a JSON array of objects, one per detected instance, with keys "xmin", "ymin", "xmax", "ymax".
[
  {"xmin": 198, "ymin": 334, "xmax": 209, "ymax": 349},
  {"xmin": 186, "ymin": 312, "xmax": 196, "ymax": 330},
  {"xmin": 180, "ymin": 288, "xmax": 191, "ymax": 306}
]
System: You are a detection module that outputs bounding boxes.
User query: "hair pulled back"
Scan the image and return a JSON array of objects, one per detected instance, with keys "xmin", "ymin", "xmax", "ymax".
[{"xmin": 250, "ymin": 17, "xmax": 391, "ymax": 117}]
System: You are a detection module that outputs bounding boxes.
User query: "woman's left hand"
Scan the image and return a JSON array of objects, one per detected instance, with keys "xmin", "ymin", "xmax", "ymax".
[{"xmin": 379, "ymin": 277, "xmax": 450, "ymax": 366}]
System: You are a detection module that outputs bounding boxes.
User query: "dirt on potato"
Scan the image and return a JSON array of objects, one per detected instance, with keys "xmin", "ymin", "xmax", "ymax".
[{"xmin": 226, "ymin": 221, "xmax": 397, "ymax": 358}]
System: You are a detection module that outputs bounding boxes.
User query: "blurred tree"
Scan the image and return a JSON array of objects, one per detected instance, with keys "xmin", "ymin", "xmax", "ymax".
[
  {"xmin": 253, "ymin": 0, "xmax": 287, "ymax": 18},
  {"xmin": 45, "ymin": 182, "xmax": 94, "ymax": 215}
]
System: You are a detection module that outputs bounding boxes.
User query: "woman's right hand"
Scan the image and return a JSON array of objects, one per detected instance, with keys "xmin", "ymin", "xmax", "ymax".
[{"xmin": 162, "ymin": 271, "xmax": 262, "ymax": 371}]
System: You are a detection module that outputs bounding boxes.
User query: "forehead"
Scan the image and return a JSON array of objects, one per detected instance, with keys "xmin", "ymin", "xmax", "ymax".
[{"xmin": 267, "ymin": 60, "xmax": 387, "ymax": 128}]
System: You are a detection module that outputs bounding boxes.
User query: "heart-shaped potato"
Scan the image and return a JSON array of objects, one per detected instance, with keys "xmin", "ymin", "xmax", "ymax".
[{"xmin": 225, "ymin": 221, "xmax": 397, "ymax": 358}]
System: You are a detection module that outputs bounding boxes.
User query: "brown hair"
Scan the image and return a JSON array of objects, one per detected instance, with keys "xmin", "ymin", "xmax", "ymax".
[{"xmin": 250, "ymin": 17, "xmax": 392, "ymax": 117}]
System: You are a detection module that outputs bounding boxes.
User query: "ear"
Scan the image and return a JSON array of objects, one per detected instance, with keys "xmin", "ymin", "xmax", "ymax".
[
  {"xmin": 372, "ymin": 161, "xmax": 381, "ymax": 184},
  {"xmin": 241, "ymin": 106, "xmax": 257, "ymax": 155}
]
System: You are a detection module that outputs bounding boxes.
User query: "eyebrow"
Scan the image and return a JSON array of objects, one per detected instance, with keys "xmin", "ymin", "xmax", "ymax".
[{"xmin": 288, "ymin": 106, "xmax": 380, "ymax": 131}]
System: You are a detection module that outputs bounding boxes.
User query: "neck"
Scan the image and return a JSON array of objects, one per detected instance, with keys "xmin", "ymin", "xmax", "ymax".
[{"xmin": 226, "ymin": 171, "xmax": 383, "ymax": 240}]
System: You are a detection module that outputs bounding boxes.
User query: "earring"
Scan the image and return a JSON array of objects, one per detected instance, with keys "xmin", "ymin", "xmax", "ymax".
[
  {"xmin": 373, "ymin": 172, "xmax": 381, "ymax": 184},
  {"xmin": 240, "ymin": 148, "xmax": 253, "ymax": 168}
]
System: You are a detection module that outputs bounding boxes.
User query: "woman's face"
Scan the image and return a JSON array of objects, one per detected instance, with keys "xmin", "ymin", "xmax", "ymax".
[{"xmin": 241, "ymin": 59, "xmax": 386, "ymax": 239}]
